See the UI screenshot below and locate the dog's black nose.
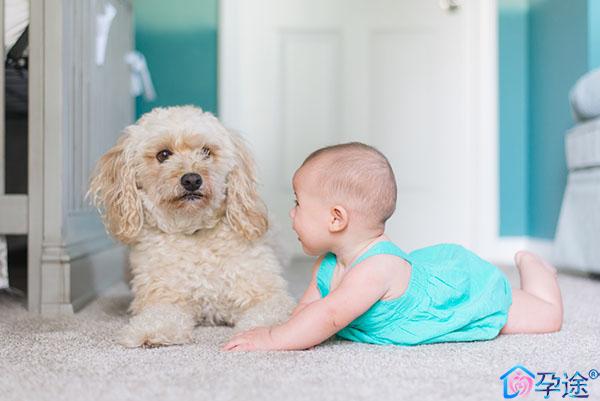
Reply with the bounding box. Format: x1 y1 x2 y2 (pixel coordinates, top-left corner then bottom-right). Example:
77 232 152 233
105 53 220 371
180 173 203 191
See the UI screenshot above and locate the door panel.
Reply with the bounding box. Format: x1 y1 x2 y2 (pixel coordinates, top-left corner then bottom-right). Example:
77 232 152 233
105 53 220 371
221 0 474 256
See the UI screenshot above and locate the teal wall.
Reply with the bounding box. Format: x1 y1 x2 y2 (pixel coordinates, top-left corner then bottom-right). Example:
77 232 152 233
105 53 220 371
528 0 588 238
590 0 600 69
499 0 529 236
134 0 218 118
499 0 594 239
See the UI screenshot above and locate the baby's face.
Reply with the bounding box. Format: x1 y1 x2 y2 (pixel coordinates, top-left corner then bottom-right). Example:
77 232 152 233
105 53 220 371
290 167 332 256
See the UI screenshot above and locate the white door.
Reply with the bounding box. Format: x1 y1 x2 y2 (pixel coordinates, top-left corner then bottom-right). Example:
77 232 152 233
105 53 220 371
220 0 494 257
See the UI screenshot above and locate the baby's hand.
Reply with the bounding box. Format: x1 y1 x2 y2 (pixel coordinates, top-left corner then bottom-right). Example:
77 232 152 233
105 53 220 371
221 326 278 352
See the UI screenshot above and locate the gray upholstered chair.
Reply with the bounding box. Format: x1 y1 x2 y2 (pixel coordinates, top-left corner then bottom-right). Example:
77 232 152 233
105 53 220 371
554 68 600 274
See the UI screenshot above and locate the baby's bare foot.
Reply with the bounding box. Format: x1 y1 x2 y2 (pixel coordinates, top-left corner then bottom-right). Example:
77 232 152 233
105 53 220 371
515 250 557 277
512 250 563 328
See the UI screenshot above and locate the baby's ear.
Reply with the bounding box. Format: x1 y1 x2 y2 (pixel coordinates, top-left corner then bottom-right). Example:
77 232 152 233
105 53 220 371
329 205 349 233
87 128 144 244
225 132 269 240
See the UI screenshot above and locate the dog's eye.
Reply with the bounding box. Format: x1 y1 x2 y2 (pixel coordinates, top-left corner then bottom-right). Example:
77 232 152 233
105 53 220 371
156 149 173 163
201 146 212 158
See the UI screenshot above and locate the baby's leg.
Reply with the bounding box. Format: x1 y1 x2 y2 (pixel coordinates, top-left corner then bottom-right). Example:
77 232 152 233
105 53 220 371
500 251 563 334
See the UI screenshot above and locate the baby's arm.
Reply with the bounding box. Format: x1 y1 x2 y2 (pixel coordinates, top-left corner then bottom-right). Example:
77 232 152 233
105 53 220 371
290 256 324 318
270 259 392 350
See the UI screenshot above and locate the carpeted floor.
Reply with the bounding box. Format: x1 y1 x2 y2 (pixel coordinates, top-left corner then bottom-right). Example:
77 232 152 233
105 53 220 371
1 261 599 401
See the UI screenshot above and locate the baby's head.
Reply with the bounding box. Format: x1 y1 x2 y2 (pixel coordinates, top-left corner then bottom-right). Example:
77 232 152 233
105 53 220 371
290 142 397 255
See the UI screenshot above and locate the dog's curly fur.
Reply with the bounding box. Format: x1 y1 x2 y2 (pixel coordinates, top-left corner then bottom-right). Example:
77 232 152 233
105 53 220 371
88 106 295 347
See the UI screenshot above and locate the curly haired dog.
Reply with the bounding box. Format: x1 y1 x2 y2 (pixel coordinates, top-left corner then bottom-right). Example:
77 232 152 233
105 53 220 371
88 106 295 347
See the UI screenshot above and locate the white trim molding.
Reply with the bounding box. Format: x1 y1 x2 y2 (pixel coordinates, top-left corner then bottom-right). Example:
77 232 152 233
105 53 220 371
465 0 557 269
484 237 555 267
467 0 504 261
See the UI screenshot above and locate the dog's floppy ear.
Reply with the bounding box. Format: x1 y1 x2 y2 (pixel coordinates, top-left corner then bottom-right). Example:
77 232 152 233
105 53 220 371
225 132 268 240
87 129 144 244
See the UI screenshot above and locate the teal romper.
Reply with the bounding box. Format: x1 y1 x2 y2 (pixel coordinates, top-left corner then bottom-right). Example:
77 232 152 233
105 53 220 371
316 242 513 346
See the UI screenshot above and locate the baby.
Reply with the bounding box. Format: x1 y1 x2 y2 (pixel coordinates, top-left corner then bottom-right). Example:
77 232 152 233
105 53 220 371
222 142 563 351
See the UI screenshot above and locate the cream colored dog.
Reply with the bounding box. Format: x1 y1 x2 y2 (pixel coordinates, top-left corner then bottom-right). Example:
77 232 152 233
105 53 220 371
89 106 294 347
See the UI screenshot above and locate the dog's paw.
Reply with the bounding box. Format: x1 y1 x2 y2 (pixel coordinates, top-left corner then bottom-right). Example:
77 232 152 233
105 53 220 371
117 304 195 348
232 318 256 333
234 292 296 332
117 325 153 348
117 324 192 348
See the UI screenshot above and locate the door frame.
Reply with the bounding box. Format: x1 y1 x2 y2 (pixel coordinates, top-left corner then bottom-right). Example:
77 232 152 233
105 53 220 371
218 0 503 262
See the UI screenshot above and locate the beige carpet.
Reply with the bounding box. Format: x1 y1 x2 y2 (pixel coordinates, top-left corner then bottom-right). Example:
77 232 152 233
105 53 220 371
1 262 599 401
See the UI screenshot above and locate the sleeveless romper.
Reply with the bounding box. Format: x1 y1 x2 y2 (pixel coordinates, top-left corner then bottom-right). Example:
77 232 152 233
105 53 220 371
316 241 513 346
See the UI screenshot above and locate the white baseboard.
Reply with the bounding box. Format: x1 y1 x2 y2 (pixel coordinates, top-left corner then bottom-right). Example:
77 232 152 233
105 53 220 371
524 238 555 262
481 237 554 267
292 236 556 269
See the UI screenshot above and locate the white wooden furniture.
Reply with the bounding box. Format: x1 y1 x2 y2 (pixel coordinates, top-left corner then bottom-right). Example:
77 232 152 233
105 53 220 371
0 0 132 314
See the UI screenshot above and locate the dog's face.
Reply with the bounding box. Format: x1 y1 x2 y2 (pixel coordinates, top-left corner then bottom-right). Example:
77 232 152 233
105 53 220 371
88 106 268 243
136 123 227 230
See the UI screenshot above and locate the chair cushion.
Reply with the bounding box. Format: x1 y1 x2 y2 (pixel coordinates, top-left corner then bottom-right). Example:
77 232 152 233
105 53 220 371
565 118 600 170
570 68 600 122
